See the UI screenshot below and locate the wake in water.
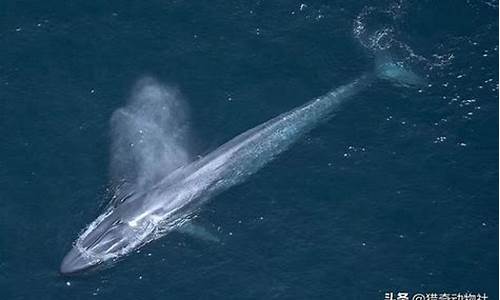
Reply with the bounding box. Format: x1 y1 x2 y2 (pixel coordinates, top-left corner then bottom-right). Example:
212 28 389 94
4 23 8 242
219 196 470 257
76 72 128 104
353 1 454 70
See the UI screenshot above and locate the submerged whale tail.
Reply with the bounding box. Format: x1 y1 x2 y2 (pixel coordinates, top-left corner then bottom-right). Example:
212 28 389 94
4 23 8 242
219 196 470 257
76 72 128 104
374 51 425 87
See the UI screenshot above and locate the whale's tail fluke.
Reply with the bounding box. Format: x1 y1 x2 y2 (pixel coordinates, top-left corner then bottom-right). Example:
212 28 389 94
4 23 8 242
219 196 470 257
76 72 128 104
374 51 425 87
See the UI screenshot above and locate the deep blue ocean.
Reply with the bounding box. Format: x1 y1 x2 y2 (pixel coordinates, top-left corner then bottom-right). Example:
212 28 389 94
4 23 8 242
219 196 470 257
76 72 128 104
0 1 498 299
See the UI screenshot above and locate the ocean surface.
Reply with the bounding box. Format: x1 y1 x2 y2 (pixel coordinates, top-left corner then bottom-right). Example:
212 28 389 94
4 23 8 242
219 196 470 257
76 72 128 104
0 1 498 299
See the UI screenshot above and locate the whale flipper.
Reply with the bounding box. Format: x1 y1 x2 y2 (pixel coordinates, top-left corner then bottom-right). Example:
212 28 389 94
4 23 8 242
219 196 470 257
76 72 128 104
109 77 193 198
176 222 221 243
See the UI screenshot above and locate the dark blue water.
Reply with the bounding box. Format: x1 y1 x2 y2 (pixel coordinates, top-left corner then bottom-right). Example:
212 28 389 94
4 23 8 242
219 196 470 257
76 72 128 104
0 1 497 299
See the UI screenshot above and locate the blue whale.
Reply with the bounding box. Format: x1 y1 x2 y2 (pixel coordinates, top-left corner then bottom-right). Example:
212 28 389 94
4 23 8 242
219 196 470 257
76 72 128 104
60 55 420 275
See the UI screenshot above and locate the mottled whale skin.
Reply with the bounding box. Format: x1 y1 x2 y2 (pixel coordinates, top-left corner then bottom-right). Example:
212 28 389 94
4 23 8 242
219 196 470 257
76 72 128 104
60 58 417 275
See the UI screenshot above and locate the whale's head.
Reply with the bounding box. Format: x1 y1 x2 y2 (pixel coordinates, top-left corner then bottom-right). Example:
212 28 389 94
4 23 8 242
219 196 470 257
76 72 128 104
60 207 155 275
